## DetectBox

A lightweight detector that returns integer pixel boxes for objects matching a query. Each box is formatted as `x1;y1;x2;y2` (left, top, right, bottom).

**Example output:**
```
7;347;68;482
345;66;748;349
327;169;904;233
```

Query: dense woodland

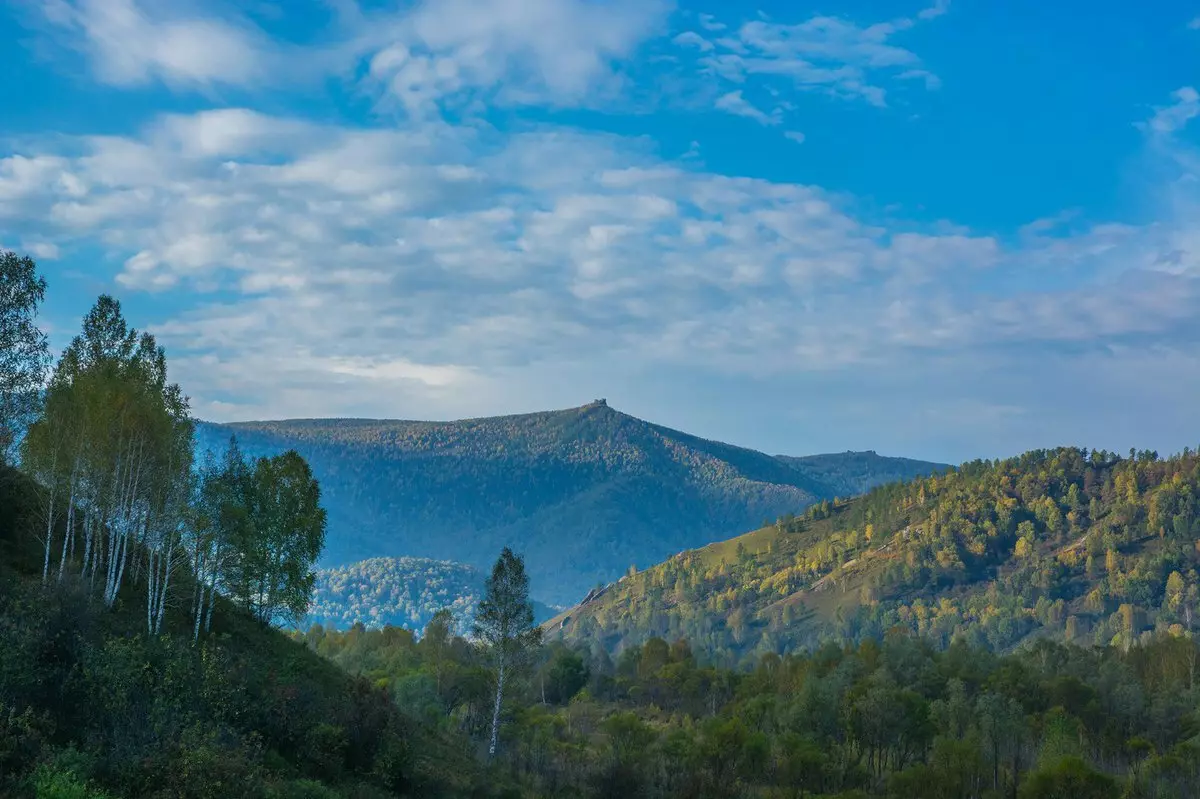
304;556;556;636
196;415;943;605
555;447;1200;666
306;617;1200;798
5;247;1200;798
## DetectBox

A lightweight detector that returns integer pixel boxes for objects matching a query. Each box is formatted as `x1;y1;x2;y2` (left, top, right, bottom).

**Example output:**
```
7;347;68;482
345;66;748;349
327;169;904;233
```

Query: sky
1;0;1198;464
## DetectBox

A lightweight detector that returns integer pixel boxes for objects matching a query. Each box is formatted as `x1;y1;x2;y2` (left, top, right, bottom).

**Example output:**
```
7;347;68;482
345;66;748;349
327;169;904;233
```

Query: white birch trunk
488;657;506;758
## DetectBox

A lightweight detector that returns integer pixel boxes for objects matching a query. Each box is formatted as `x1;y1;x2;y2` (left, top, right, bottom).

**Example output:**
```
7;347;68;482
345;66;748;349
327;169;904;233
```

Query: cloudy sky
1;0;1198;463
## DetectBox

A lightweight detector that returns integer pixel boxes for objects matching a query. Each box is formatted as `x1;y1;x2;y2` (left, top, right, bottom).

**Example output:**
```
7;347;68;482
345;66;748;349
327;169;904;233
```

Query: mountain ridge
197;401;947;604
548;445;1200;664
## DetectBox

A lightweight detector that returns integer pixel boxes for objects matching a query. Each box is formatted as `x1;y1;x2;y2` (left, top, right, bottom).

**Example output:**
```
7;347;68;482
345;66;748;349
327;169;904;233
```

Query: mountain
549;446;1200;665
304;556;558;635
196;401;946;604
777;450;953;497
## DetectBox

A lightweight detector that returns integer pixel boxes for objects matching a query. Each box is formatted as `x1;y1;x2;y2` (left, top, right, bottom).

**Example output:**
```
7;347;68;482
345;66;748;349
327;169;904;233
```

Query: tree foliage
0;250;50;465
557;446;1200;664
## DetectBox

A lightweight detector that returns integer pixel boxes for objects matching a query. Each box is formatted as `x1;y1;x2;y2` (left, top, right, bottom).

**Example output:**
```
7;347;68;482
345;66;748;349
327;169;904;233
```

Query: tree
420;608;455;695
0;251;50;465
188;436;252;639
473;547;543;757
231;450;327;626
21;294;192;604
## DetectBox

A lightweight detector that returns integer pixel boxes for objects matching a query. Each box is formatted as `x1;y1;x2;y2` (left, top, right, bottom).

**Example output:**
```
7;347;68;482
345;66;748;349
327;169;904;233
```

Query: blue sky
1;0;1199;464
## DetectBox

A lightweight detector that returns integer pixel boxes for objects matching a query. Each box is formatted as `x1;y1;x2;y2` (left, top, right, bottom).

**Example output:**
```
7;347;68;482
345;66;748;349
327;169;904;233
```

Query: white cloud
363;0;672;115
917;1;952;21
784;131;806;144
673;31;713;51
1143;86;1200;135
1189;16;1200;30
681;4;948;113
35;0;270;89
4;107;1197;427
714;90;781;125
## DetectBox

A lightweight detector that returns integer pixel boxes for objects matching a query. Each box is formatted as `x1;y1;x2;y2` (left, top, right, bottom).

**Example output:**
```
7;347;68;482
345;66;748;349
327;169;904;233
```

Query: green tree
420;608;455;695
1018;756;1118;799
473;547;543;757
0;251;50;465
232;451;327;626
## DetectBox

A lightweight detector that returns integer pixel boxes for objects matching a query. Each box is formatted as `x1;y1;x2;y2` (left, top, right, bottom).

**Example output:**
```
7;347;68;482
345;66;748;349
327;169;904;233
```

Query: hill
0;464;494;798
196;401;945;604
304;556;558;635
549;446;1200;665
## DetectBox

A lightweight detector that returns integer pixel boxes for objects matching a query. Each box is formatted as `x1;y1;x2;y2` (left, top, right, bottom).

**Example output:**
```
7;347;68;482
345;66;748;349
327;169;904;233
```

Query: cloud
1143;87;1200;135
679;4;948;114
917;1;952;21
714;90;781;125
784;131;806;144
5;101;1199;436
362;0;672;115
1189;16;1200;30
32;0;272;89
673;31;713;51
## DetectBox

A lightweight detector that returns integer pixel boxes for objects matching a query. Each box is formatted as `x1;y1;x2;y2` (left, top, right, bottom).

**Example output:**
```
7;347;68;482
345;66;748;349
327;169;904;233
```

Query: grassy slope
0;465;491;799
198;402;944;605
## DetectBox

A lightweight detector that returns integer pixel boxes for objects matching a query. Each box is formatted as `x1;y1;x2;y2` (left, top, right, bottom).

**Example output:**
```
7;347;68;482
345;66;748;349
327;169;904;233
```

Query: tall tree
473;547;543;757
229;450;326;626
188;436;252;639
0;251;50;464
21;294;192;604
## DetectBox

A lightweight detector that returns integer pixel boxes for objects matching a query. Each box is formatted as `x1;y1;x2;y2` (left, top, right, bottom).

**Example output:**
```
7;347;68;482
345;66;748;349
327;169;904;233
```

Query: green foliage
0;250;50;463
304;556;556;635
300;617;1200;798
555;446;1200;663
1018;756;1119;799
196;412;944;604
476;547;543;757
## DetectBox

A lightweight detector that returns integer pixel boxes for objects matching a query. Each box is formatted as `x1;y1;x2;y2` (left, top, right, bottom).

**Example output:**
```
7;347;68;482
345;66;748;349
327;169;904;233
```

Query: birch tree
473;547;543;758
22;295;192;611
0;250;50;466
187;436;253;639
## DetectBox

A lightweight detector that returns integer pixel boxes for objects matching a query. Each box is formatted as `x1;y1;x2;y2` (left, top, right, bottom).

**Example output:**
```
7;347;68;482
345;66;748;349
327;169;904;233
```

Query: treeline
557;447;1200;664
305;619;1200;798
1;250;326;636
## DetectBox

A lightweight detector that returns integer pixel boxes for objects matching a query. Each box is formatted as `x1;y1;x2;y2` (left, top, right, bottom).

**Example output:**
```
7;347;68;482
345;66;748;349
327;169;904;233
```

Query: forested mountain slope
551;446;1200;665
304;556;557;634
197;401;944;604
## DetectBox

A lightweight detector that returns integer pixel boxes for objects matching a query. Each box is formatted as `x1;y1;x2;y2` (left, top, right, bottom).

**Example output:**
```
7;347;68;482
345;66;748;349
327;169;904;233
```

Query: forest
194;411;943;606
4;246;1200;798
554;447;1200;666
304;556;556;636
305;615;1199;798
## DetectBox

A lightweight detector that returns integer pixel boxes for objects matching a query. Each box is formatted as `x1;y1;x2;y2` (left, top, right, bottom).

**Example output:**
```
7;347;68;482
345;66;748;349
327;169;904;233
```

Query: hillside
0;464;492;798
197;401;945;604
550;446;1200;665
304;556;557;635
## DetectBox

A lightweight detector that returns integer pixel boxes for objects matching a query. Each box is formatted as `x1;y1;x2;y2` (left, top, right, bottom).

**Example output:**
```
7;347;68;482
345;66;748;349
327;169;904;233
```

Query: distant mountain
777;450;949;498
196;401;945;604
549;446;1200;665
303;556;557;635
